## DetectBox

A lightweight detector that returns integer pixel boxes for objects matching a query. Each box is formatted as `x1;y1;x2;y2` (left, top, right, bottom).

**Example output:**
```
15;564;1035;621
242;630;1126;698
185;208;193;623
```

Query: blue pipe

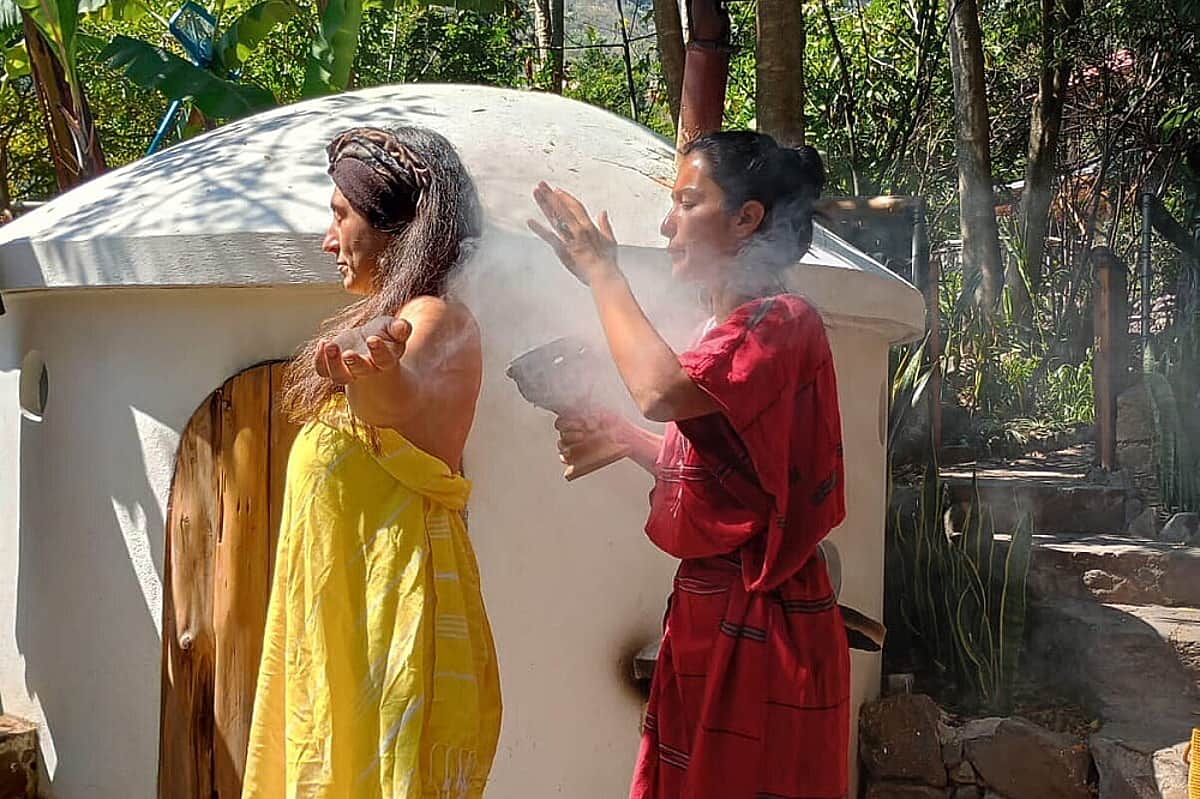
147;98;183;156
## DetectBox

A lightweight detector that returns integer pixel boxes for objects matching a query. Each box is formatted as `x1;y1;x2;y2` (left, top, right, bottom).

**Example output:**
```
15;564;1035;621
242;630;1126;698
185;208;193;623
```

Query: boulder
962;717;1091;799
1090;735;1161;799
1159;512;1200;545
949;760;978;785
860;695;949;787
1127;507;1160;539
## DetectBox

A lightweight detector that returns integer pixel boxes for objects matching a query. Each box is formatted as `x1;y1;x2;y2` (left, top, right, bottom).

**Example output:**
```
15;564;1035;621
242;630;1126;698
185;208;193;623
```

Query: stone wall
859;695;1094;799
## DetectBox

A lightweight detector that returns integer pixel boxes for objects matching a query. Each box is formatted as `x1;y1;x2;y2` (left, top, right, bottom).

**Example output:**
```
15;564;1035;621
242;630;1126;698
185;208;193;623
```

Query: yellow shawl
243;397;501;798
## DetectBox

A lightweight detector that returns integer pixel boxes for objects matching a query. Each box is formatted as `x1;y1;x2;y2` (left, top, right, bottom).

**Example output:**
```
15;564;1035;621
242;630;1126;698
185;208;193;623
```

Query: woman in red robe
529;131;849;799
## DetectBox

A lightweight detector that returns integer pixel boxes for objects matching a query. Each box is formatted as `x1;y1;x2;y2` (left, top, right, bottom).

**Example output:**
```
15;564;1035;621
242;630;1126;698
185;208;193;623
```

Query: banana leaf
101;34;275;119
301;0;361;97
214;0;296;73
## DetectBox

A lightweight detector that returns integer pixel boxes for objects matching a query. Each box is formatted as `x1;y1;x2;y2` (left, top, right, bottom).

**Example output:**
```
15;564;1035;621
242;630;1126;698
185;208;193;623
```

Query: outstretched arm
316;297;479;430
528;183;718;423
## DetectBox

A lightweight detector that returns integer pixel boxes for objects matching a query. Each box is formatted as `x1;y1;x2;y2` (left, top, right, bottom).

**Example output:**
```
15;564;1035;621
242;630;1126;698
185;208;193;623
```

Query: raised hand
317;316;414;386
527;181;620;285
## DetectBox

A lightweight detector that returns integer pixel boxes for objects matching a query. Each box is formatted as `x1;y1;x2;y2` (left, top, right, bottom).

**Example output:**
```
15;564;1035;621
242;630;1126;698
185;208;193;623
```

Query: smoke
452;221;707;417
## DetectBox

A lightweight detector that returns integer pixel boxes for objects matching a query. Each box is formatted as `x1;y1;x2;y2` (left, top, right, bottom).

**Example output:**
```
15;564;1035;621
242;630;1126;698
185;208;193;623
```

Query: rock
1081;568;1126;597
963;717;1091;799
1128;507;1160;539
1020;533;1200;607
941;738;965;769
1090;735;1161;799
951;788;982;799
859;695;949;787
949;760;978;784
1124;496;1145;527
1151;741;1190;799
864;782;949;799
0;715;37;799
1159;512;1200;544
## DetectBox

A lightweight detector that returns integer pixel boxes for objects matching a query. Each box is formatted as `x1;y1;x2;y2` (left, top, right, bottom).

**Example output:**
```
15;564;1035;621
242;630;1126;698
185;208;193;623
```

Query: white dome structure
0;83;923;798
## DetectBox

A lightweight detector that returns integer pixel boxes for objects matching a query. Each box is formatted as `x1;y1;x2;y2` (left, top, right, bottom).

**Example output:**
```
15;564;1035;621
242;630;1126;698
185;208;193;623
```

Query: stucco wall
1;264;891;799
0;287;345;797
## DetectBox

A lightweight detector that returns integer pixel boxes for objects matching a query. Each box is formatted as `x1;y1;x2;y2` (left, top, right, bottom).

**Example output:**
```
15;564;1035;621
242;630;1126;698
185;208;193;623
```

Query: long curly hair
281;125;482;426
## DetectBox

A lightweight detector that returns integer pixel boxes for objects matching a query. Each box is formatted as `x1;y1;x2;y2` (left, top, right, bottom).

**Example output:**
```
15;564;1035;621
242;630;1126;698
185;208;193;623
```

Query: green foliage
101;33;275;116
301;0;360;96
560;25;672;139
888;464;1033;713
214;0;297;73
0;0;21;34
936;260;1094;451
353;4;521;88
3;38;28;76
888;334;933;464
1145;369;1200;514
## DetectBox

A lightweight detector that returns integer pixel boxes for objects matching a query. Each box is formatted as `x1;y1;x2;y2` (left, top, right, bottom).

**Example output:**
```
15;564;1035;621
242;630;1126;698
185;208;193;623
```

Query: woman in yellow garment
242;126;501;799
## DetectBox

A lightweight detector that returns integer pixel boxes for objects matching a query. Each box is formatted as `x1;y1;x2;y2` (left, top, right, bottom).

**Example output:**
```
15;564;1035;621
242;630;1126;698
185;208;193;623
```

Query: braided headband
326;127;432;233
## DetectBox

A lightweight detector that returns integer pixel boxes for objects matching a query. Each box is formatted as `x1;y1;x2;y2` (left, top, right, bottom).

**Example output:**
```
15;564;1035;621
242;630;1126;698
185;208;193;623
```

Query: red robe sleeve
651;294;845;593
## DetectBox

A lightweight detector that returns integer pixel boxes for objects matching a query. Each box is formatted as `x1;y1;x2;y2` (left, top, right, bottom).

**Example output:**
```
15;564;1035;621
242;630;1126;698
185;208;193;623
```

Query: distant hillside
563;0;657;53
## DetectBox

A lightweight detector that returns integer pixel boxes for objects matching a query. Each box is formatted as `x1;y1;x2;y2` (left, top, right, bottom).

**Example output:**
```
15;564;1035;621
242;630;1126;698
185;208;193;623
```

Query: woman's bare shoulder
401;295;479;329
400;296;481;357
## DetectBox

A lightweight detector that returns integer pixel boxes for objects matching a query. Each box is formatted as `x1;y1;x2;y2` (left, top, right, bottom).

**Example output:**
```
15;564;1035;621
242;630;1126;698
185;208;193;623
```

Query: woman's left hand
528;182;620;285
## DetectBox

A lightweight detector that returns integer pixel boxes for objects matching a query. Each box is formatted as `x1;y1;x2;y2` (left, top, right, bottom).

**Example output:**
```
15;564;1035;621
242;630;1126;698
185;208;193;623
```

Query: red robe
631;294;850;799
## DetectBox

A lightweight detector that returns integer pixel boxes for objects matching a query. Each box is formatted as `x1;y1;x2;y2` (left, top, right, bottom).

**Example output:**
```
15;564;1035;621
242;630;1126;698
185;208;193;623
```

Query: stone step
1019;533;1200;608
942;474;1137;534
1026;598;1200;798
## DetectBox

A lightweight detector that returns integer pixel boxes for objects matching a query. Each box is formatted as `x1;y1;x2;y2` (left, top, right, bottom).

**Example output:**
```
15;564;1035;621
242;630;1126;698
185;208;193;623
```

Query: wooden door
158;362;301;798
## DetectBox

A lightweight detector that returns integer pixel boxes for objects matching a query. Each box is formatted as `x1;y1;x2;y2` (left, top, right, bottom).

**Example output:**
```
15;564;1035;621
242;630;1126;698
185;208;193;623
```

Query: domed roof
0;83;922;341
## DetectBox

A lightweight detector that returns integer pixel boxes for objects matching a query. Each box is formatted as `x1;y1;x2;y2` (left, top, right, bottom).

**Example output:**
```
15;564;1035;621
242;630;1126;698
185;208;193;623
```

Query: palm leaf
101;34;275;119
213;0;296;73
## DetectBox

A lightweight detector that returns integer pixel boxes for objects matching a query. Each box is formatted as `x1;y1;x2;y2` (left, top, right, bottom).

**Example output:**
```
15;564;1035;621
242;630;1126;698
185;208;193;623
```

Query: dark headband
326;127;431;233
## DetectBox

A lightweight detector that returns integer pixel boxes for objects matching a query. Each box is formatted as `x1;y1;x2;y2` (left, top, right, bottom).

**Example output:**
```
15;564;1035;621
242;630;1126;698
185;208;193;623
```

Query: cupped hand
316;316;413;386
527;181;620;285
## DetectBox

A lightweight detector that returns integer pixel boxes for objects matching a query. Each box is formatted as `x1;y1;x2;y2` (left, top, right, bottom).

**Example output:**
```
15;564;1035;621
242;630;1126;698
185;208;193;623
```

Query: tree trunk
652;0;685;126
755;0;805;146
22;11;105;191
947;0;1002;308
1011;0;1082;327
549;0;564;93
533;0;553;70
0;138;11;220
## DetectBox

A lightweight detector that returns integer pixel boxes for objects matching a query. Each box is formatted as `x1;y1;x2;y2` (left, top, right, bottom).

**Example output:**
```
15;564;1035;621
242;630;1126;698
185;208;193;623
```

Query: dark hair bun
771;145;825;205
681;130;826;275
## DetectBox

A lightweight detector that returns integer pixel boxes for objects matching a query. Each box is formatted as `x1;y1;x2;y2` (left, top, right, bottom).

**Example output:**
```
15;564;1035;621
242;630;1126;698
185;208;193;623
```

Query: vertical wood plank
268;362;301;585
158;394;221;799
212;366;272;799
